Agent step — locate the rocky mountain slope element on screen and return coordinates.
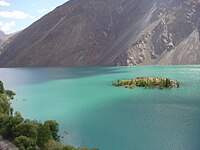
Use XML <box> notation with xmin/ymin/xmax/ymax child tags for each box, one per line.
<box><xmin>0</xmin><ymin>0</ymin><xmax>199</xmax><ymax>67</ymax></box>
<box><xmin>0</xmin><ymin>30</ymin><xmax>8</xmax><ymax>46</ymax></box>
<box><xmin>0</xmin><ymin>30</ymin><xmax>16</xmax><ymax>53</ymax></box>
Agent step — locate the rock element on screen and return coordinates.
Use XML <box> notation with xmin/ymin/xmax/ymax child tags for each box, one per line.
<box><xmin>0</xmin><ymin>135</ymin><xmax>18</xmax><ymax>150</ymax></box>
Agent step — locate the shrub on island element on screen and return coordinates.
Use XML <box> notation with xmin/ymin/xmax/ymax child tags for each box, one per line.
<box><xmin>112</xmin><ymin>77</ymin><xmax>179</xmax><ymax>89</ymax></box>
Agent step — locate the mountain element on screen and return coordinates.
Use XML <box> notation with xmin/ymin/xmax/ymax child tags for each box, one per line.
<box><xmin>0</xmin><ymin>0</ymin><xmax>199</xmax><ymax>67</ymax></box>
<box><xmin>0</xmin><ymin>30</ymin><xmax>7</xmax><ymax>45</ymax></box>
<box><xmin>0</xmin><ymin>30</ymin><xmax>16</xmax><ymax>51</ymax></box>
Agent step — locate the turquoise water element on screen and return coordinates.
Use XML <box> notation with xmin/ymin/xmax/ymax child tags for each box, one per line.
<box><xmin>0</xmin><ymin>66</ymin><xmax>200</xmax><ymax>150</ymax></box>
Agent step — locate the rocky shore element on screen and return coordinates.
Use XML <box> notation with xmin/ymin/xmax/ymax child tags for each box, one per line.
<box><xmin>0</xmin><ymin>135</ymin><xmax>17</xmax><ymax>150</ymax></box>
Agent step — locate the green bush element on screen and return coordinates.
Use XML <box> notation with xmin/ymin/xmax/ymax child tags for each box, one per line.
<box><xmin>37</xmin><ymin>123</ymin><xmax>52</xmax><ymax>148</ymax></box>
<box><xmin>15</xmin><ymin>122</ymin><xmax>38</xmax><ymax>139</ymax></box>
<box><xmin>0</xmin><ymin>94</ymin><xmax>10</xmax><ymax>114</ymax></box>
<box><xmin>14</xmin><ymin>136</ymin><xmax>37</xmax><ymax>150</ymax></box>
<box><xmin>0</xmin><ymin>112</ymin><xmax>24</xmax><ymax>140</ymax></box>
<box><xmin>44</xmin><ymin>140</ymin><xmax>64</xmax><ymax>150</ymax></box>
<box><xmin>113</xmin><ymin>77</ymin><xmax>179</xmax><ymax>89</ymax></box>
<box><xmin>44</xmin><ymin>120</ymin><xmax>60</xmax><ymax>141</ymax></box>
<box><xmin>0</xmin><ymin>81</ymin><xmax>4</xmax><ymax>94</ymax></box>
<box><xmin>5</xmin><ymin>90</ymin><xmax>16</xmax><ymax>99</ymax></box>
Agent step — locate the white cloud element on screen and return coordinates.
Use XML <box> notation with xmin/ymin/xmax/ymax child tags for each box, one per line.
<box><xmin>0</xmin><ymin>0</ymin><xmax>10</xmax><ymax>6</ymax></box>
<box><xmin>0</xmin><ymin>11</ymin><xmax>32</xmax><ymax>19</ymax></box>
<box><xmin>0</xmin><ymin>21</ymin><xmax>15</xmax><ymax>32</ymax></box>
<box><xmin>50</xmin><ymin>6</ymin><xmax>56</xmax><ymax>11</ymax></box>
<box><xmin>0</xmin><ymin>21</ymin><xmax>3</xmax><ymax>26</ymax></box>
<box><xmin>37</xmin><ymin>6</ymin><xmax>56</xmax><ymax>14</ymax></box>
<box><xmin>37</xmin><ymin>9</ymin><xmax>48</xmax><ymax>14</ymax></box>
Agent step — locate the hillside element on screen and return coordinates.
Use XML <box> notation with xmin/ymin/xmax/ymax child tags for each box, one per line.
<box><xmin>0</xmin><ymin>0</ymin><xmax>199</xmax><ymax>67</ymax></box>
<box><xmin>0</xmin><ymin>30</ymin><xmax>7</xmax><ymax>46</ymax></box>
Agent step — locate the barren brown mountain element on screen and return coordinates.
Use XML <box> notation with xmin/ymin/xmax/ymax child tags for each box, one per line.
<box><xmin>0</xmin><ymin>0</ymin><xmax>199</xmax><ymax>67</ymax></box>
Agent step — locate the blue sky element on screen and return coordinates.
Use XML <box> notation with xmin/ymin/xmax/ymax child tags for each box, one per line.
<box><xmin>0</xmin><ymin>0</ymin><xmax>68</xmax><ymax>34</ymax></box>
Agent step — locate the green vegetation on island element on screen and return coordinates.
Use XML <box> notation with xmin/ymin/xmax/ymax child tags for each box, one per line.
<box><xmin>112</xmin><ymin>77</ymin><xmax>179</xmax><ymax>89</ymax></box>
<box><xmin>0</xmin><ymin>81</ymin><xmax>99</xmax><ymax>150</ymax></box>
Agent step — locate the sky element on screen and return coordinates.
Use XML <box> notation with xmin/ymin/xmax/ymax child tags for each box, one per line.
<box><xmin>0</xmin><ymin>0</ymin><xmax>68</xmax><ymax>34</ymax></box>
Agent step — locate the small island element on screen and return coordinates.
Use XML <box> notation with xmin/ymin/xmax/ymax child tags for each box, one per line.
<box><xmin>112</xmin><ymin>77</ymin><xmax>179</xmax><ymax>89</ymax></box>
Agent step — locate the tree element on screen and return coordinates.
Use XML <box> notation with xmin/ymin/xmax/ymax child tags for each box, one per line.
<box><xmin>14</xmin><ymin>136</ymin><xmax>36</xmax><ymax>150</ymax></box>
<box><xmin>44</xmin><ymin>140</ymin><xmax>64</xmax><ymax>150</ymax></box>
<box><xmin>5</xmin><ymin>90</ymin><xmax>16</xmax><ymax>99</ymax></box>
<box><xmin>15</xmin><ymin>121</ymin><xmax>38</xmax><ymax>139</ymax></box>
<box><xmin>44</xmin><ymin>120</ymin><xmax>60</xmax><ymax>141</ymax></box>
<box><xmin>0</xmin><ymin>112</ymin><xmax>24</xmax><ymax>140</ymax></box>
<box><xmin>0</xmin><ymin>114</ymin><xmax>7</xmax><ymax>129</ymax></box>
<box><xmin>10</xmin><ymin>107</ymin><xmax>13</xmax><ymax>116</ymax></box>
<box><xmin>0</xmin><ymin>94</ymin><xmax>10</xmax><ymax>114</ymax></box>
<box><xmin>37</xmin><ymin>123</ymin><xmax>52</xmax><ymax>148</ymax></box>
<box><xmin>63</xmin><ymin>145</ymin><xmax>77</xmax><ymax>150</ymax></box>
<box><xmin>0</xmin><ymin>81</ymin><xmax>4</xmax><ymax>94</ymax></box>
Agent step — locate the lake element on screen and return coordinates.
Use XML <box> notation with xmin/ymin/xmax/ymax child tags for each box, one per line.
<box><xmin>0</xmin><ymin>66</ymin><xmax>200</xmax><ymax>150</ymax></box>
